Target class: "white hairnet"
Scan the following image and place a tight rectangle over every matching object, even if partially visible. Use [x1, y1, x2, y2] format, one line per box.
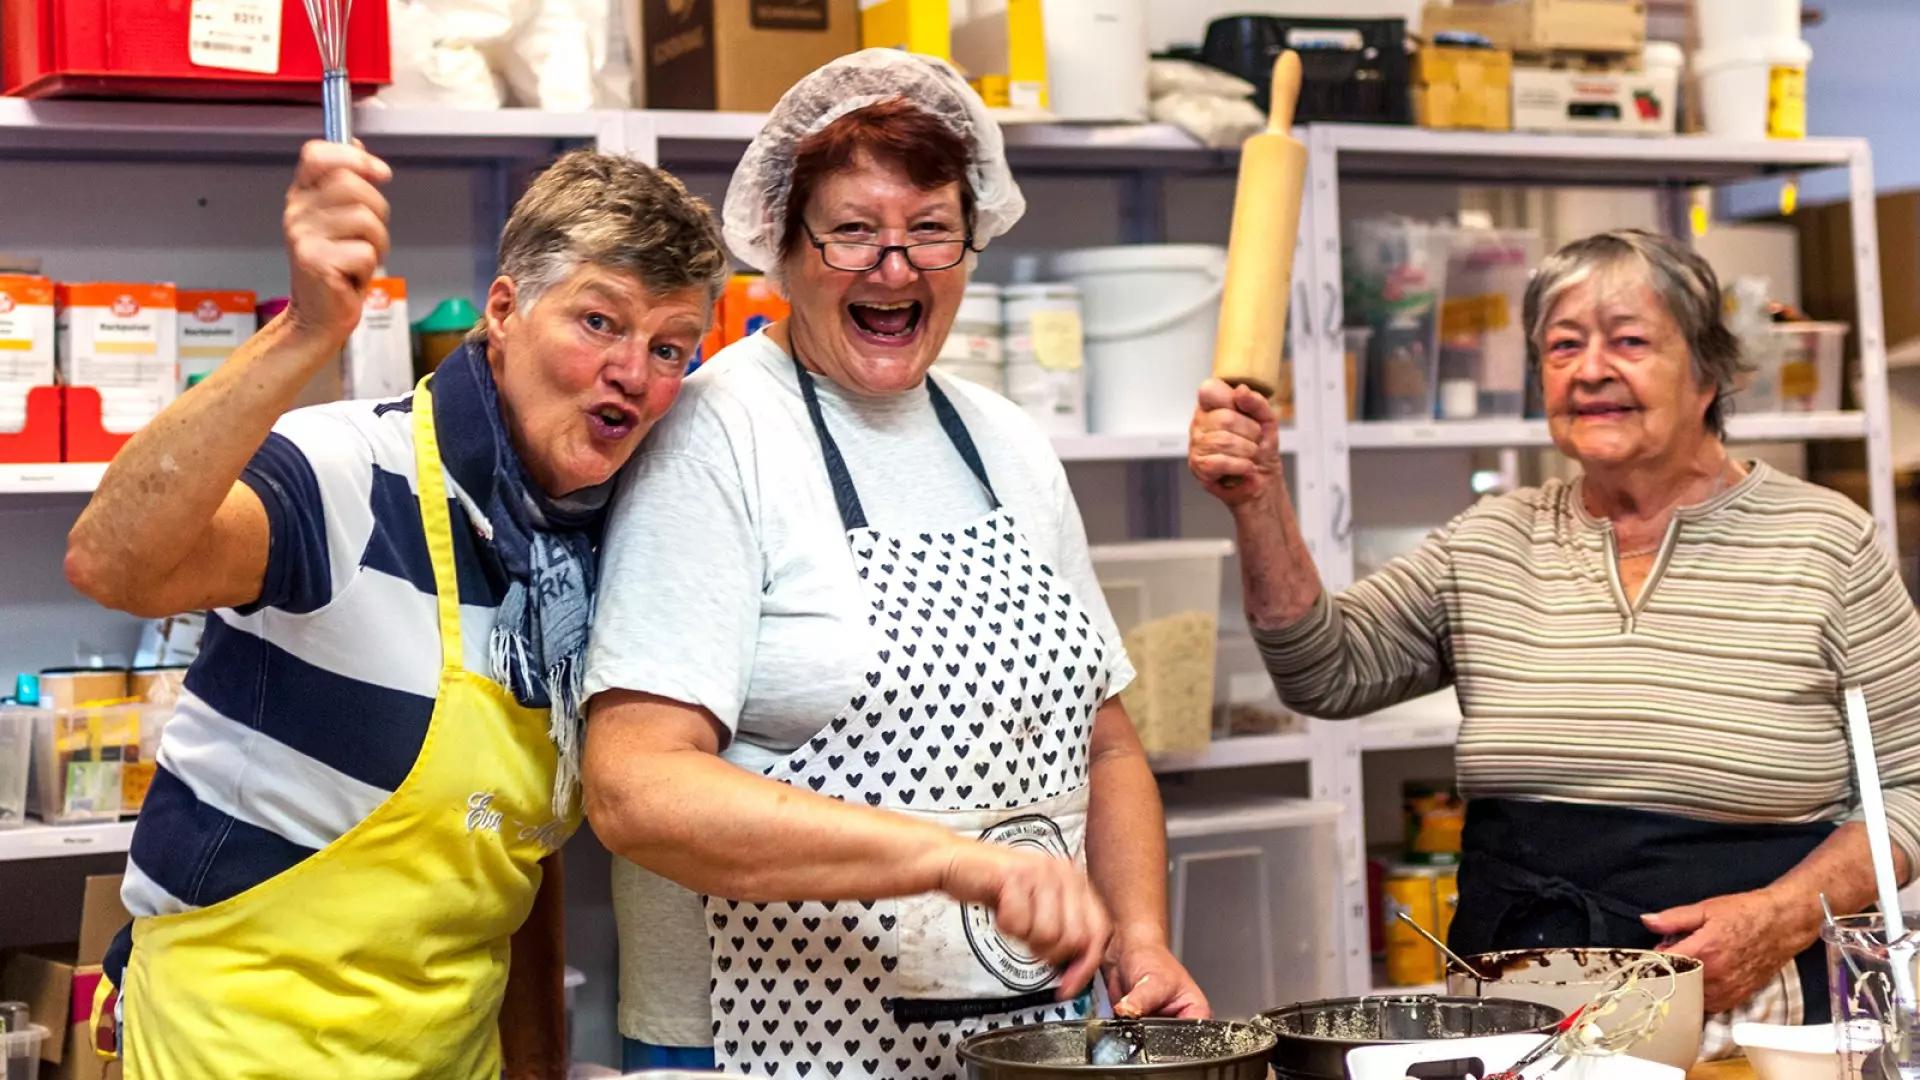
[722, 48, 1026, 281]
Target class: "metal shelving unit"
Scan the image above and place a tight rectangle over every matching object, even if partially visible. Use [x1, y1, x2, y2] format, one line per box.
[0, 108, 1896, 1009]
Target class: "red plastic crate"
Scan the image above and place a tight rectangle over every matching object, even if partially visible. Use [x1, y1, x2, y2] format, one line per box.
[4, 0, 390, 102]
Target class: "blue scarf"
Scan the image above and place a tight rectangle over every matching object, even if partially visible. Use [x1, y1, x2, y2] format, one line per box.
[433, 342, 609, 817]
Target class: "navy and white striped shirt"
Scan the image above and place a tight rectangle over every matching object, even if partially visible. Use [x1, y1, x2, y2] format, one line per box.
[121, 388, 511, 918]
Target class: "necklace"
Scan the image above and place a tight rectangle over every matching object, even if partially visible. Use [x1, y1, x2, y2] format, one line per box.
[1614, 458, 1736, 560]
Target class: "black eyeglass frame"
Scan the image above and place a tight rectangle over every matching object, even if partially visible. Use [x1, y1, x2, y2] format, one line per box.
[800, 223, 979, 273]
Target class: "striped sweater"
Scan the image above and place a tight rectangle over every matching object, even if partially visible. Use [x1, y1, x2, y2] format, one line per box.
[1254, 462, 1920, 866]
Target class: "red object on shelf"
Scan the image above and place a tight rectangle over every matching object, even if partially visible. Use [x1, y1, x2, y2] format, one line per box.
[4, 0, 390, 102]
[63, 386, 133, 463]
[0, 386, 63, 464]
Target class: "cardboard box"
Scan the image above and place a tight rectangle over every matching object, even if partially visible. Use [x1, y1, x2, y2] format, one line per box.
[1414, 45, 1513, 130]
[859, 0, 948, 56]
[1421, 0, 1645, 56]
[175, 290, 257, 392]
[36, 670, 129, 713]
[1795, 191, 1920, 359]
[1511, 63, 1675, 135]
[636, 0, 861, 112]
[951, 0, 1047, 111]
[1, 874, 129, 1078]
[55, 283, 178, 437]
[0, 274, 56, 438]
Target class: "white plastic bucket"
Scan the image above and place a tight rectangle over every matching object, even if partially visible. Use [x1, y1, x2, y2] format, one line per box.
[1041, 0, 1150, 122]
[1049, 245, 1226, 435]
[1696, 0, 1800, 54]
[1002, 283, 1087, 436]
[935, 282, 1006, 393]
[1696, 37, 1812, 140]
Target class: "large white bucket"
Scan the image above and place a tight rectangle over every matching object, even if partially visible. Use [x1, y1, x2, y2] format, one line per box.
[1041, 0, 1150, 122]
[1696, 0, 1801, 54]
[1050, 244, 1226, 435]
[1696, 37, 1812, 139]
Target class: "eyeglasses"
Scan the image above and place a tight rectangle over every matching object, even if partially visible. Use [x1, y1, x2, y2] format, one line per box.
[801, 223, 975, 273]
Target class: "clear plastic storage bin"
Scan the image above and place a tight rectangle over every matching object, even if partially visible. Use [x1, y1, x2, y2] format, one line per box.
[1090, 541, 1234, 756]
[1165, 795, 1342, 1021]
[1346, 217, 1454, 420]
[28, 702, 144, 824]
[0, 708, 31, 830]
[1441, 228, 1543, 420]
[1774, 321, 1847, 412]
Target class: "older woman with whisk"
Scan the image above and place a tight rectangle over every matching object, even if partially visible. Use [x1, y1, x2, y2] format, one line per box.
[1191, 229, 1920, 1056]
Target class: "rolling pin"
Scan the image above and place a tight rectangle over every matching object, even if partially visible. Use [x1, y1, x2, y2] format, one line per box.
[1211, 50, 1307, 399]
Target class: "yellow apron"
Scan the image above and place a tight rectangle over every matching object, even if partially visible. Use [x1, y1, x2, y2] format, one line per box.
[114, 377, 579, 1079]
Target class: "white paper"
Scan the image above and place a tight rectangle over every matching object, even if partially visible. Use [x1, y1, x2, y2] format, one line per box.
[189, 0, 285, 75]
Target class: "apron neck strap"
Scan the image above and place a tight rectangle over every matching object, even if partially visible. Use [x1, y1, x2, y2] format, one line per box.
[410, 375, 465, 673]
[789, 354, 999, 535]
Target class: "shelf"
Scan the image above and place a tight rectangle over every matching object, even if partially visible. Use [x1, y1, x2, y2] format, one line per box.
[1148, 731, 1314, 774]
[0, 100, 612, 163]
[1320, 124, 1861, 187]
[1359, 693, 1464, 752]
[0, 820, 135, 862]
[0, 463, 106, 495]
[1345, 411, 1867, 450]
[1052, 428, 1295, 463]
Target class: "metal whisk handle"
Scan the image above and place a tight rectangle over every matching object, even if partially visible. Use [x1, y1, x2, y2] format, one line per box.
[322, 70, 352, 145]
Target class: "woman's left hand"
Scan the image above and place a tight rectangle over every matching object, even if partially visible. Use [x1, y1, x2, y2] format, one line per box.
[1641, 887, 1816, 1014]
[1106, 939, 1212, 1019]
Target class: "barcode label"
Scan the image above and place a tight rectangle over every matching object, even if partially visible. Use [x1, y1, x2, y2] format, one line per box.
[189, 0, 283, 75]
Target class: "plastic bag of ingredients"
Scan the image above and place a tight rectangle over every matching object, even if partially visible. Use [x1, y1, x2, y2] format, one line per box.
[381, 0, 507, 110]
[497, 0, 632, 110]
[1148, 58, 1256, 101]
[1150, 92, 1266, 149]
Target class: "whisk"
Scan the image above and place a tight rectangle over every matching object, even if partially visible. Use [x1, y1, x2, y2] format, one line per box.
[1483, 953, 1678, 1080]
[301, 0, 354, 144]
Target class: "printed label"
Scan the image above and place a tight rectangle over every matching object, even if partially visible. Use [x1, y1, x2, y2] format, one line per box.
[1026, 310, 1084, 372]
[189, 0, 285, 75]
[751, 0, 827, 30]
[962, 815, 1070, 991]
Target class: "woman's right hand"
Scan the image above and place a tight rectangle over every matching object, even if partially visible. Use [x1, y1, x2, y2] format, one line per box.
[1188, 378, 1283, 507]
[938, 841, 1112, 999]
[283, 140, 393, 349]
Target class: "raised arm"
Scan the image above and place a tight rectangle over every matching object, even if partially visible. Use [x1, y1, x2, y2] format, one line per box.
[65, 141, 391, 617]
[1190, 378, 1454, 717]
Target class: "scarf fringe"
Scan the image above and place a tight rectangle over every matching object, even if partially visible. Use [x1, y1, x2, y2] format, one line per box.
[547, 655, 586, 820]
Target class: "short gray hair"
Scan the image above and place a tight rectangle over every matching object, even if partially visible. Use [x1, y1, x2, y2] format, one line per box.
[472, 150, 730, 345]
[1523, 229, 1750, 439]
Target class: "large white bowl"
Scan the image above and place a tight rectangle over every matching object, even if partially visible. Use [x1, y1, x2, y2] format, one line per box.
[1733, 1022, 1840, 1080]
[1447, 949, 1706, 1071]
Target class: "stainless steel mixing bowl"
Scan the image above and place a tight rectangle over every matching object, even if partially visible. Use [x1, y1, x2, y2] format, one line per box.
[1257, 994, 1565, 1080]
[958, 1018, 1278, 1080]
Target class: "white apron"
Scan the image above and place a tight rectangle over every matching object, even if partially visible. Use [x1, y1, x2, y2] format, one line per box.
[704, 360, 1111, 1080]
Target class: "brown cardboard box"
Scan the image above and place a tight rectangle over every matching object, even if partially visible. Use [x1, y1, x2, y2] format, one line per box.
[1414, 45, 1513, 130]
[2, 874, 129, 1079]
[36, 670, 128, 711]
[1422, 0, 1645, 56]
[1796, 191, 1920, 359]
[634, 0, 860, 112]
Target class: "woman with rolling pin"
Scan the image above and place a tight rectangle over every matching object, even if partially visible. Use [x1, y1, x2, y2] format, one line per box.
[579, 49, 1207, 1078]
[1192, 229, 1920, 1057]
[64, 142, 728, 1078]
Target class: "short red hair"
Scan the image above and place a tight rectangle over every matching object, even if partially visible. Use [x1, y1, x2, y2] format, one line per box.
[780, 98, 977, 260]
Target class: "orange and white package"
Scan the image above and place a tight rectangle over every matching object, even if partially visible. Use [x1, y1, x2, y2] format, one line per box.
[56, 282, 179, 435]
[0, 275, 55, 434]
[176, 289, 258, 391]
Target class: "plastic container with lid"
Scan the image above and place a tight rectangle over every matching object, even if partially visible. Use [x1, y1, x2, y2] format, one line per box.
[1696, 0, 1801, 55]
[0, 1023, 49, 1077]
[1773, 322, 1847, 413]
[934, 282, 1005, 393]
[1091, 539, 1233, 756]
[1347, 218, 1453, 420]
[1442, 227, 1542, 420]
[1050, 245, 1223, 434]
[1695, 37, 1811, 140]
[1163, 795, 1342, 1021]
[0, 708, 32, 830]
[1001, 282, 1087, 435]
[413, 297, 480, 379]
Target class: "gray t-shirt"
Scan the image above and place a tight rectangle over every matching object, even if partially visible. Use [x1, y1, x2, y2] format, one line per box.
[583, 331, 1135, 1045]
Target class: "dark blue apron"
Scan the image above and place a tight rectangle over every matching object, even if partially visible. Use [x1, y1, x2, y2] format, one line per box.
[1449, 797, 1836, 1022]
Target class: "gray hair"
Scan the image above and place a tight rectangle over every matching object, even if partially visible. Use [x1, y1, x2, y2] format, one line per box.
[471, 150, 730, 343]
[1523, 229, 1750, 439]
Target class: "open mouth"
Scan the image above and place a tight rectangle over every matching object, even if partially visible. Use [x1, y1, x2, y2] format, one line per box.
[588, 403, 639, 441]
[847, 300, 924, 345]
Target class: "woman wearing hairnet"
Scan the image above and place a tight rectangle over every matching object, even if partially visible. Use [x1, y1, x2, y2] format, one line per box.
[580, 50, 1209, 1076]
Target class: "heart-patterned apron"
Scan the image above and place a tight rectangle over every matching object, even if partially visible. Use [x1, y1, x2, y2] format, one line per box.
[703, 359, 1113, 1080]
